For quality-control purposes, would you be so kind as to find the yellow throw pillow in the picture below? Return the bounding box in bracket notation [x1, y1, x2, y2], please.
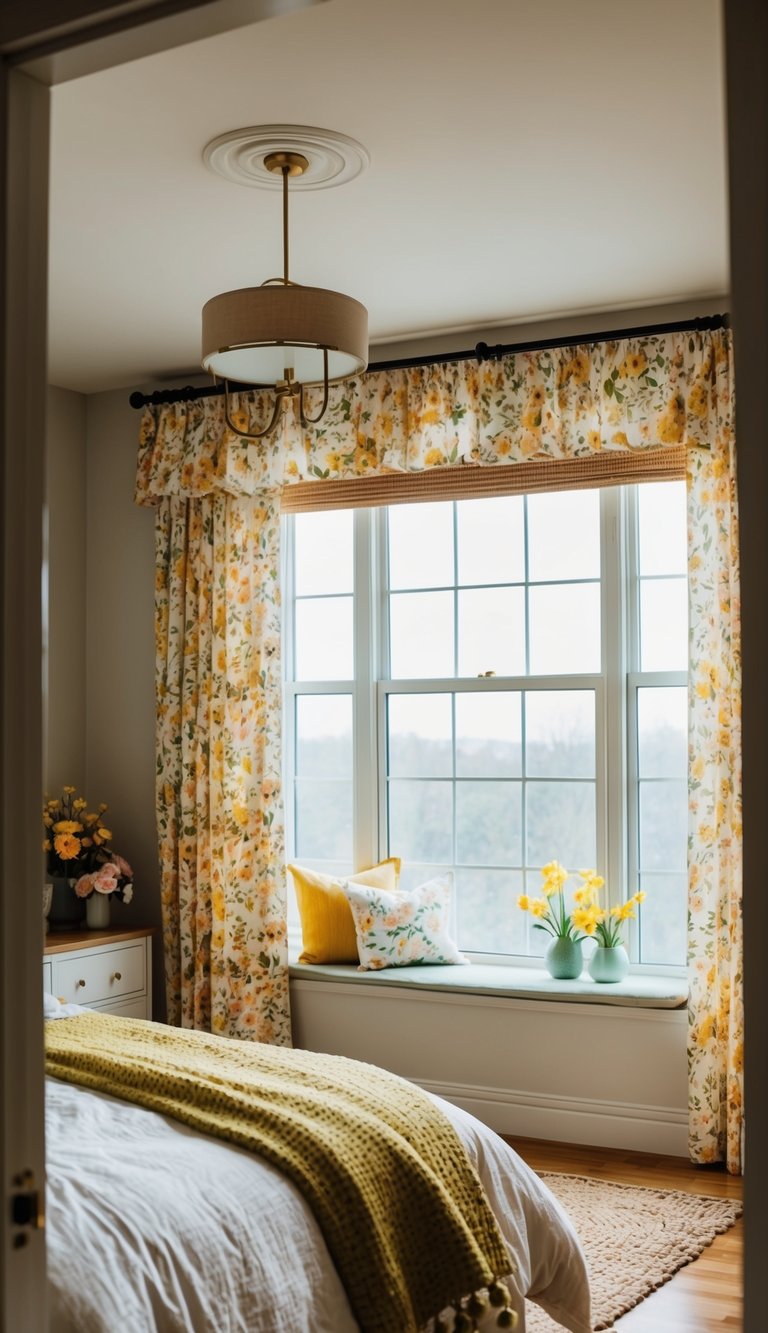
[289, 858, 401, 964]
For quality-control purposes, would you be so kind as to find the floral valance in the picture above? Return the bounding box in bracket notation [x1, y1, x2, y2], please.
[135, 327, 731, 503]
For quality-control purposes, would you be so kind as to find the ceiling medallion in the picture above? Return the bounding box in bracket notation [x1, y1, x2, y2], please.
[202, 123, 370, 191]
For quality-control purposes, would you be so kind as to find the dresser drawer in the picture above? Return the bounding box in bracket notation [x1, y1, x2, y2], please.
[56, 942, 145, 1006]
[98, 996, 149, 1020]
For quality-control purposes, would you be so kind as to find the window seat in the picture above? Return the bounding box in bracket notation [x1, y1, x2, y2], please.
[288, 959, 688, 1009]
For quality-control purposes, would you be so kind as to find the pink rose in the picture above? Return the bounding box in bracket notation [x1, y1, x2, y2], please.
[112, 853, 133, 878]
[75, 873, 95, 898]
[92, 863, 119, 895]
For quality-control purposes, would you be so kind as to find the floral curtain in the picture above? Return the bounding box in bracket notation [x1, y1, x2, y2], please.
[152, 490, 290, 1044]
[686, 342, 743, 1172]
[136, 331, 729, 505]
[137, 325, 742, 1158]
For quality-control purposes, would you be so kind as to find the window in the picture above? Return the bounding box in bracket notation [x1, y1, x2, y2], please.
[285, 481, 687, 968]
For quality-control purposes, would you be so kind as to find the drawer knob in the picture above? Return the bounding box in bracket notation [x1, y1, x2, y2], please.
[111, 971, 122, 983]
[76, 979, 86, 989]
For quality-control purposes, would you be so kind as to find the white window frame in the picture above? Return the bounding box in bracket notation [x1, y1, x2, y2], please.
[283, 485, 687, 976]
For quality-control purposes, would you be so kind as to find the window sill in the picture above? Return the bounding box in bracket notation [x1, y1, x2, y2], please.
[288, 958, 687, 1010]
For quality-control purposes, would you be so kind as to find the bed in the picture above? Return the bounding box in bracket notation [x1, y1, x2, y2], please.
[44, 997, 591, 1333]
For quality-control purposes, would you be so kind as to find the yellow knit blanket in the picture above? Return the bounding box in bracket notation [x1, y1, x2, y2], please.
[45, 1013, 514, 1332]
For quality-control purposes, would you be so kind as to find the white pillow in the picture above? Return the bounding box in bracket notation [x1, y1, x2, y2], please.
[44, 992, 86, 1019]
[340, 873, 468, 971]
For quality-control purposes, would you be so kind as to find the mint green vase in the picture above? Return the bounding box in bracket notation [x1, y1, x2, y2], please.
[588, 944, 629, 982]
[545, 937, 583, 980]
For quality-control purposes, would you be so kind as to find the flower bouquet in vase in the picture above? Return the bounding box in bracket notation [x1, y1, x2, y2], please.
[517, 861, 593, 979]
[44, 785, 133, 930]
[586, 886, 646, 982]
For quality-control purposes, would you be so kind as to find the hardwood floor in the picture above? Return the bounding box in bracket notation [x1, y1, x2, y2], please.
[503, 1137, 743, 1332]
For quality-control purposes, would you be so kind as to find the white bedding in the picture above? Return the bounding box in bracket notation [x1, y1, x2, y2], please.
[44, 1008, 591, 1333]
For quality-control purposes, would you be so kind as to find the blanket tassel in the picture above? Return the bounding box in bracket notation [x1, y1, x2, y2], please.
[440, 1280, 517, 1332]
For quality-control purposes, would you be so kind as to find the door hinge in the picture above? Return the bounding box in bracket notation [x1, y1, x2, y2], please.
[10, 1169, 44, 1248]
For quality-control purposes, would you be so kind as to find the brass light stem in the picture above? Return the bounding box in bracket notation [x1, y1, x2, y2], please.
[263, 150, 308, 287]
[282, 164, 289, 285]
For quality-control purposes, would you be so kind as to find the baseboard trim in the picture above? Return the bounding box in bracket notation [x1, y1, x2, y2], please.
[416, 1077, 689, 1156]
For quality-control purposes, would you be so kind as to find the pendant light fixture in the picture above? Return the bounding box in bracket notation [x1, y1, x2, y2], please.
[202, 138, 368, 438]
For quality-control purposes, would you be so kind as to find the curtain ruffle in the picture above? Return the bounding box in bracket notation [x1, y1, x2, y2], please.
[135, 330, 729, 503]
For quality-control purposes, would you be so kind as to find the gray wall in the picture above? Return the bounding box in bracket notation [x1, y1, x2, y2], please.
[45, 385, 86, 793]
[84, 388, 162, 1005]
[46, 382, 163, 1011]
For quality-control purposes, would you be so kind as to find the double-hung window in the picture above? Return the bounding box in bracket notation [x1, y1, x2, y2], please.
[284, 477, 687, 970]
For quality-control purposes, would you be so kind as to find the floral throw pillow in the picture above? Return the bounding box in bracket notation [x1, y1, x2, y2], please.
[340, 873, 468, 971]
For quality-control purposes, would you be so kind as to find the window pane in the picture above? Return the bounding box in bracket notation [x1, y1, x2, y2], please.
[388, 502, 453, 590]
[295, 596, 353, 680]
[640, 579, 688, 671]
[455, 869, 525, 954]
[526, 781, 596, 867]
[639, 781, 687, 871]
[527, 489, 601, 582]
[525, 691, 595, 778]
[295, 510, 353, 596]
[528, 583, 601, 674]
[397, 862, 447, 892]
[296, 695, 353, 777]
[388, 780, 453, 862]
[388, 694, 452, 777]
[456, 692, 522, 778]
[295, 781, 352, 860]
[457, 497, 525, 586]
[637, 687, 686, 777]
[638, 872, 687, 966]
[456, 780, 522, 865]
[638, 481, 686, 577]
[389, 591, 454, 678]
[457, 587, 526, 677]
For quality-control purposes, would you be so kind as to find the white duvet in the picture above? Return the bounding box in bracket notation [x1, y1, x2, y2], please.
[45, 1013, 590, 1333]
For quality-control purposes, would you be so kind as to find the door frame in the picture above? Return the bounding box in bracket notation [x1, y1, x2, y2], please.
[0, 5, 319, 1327]
[1, 1, 766, 1329]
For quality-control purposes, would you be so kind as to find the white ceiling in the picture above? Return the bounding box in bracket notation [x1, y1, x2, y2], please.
[47, 0, 728, 395]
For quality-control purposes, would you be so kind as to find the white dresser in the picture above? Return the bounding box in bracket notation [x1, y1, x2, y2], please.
[43, 927, 153, 1019]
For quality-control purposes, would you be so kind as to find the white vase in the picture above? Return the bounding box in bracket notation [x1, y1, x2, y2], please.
[86, 893, 110, 929]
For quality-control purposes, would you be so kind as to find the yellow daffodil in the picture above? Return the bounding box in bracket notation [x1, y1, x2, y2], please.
[519, 860, 650, 952]
[541, 860, 568, 890]
[578, 869, 605, 894]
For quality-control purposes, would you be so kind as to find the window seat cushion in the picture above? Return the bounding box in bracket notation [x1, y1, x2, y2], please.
[288, 959, 688, 1009]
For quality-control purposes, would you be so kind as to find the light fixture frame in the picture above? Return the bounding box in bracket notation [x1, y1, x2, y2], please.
[201, 147, 368, 438]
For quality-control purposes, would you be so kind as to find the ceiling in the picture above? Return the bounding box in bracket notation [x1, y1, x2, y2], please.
[47, 0, 728, 395]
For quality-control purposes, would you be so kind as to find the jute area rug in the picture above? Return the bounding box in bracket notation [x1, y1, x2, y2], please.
[525, 1172, 742, 1333]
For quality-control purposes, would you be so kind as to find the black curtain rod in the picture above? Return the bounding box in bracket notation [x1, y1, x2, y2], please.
[128, 312, 729, 410]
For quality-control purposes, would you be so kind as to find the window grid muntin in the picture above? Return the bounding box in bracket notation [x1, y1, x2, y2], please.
[387, 493, 602, 683]
[381, 677, 601, 958]
[286, 484, 688, 973]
